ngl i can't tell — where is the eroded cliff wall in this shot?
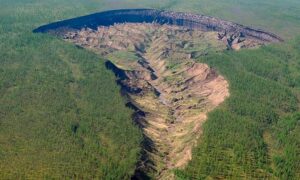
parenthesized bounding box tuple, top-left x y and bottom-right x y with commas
(34, 9, 283, 43)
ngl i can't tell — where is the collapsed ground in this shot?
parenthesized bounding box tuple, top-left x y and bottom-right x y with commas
(60, 22, 275, 178)
(32, 8, 285, 180)
(1, 2, 299, 179)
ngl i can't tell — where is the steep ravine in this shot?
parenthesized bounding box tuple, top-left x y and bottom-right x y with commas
(33, 9, 283, 179)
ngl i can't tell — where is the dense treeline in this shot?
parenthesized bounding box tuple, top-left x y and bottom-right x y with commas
(176, 38, 300, 179)
(272, 112, 300, 179)
(0, 33, 142, 179)
(0, 0, 142, 179)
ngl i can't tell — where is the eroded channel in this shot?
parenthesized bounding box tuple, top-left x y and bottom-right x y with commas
(34, 9, 282, 179)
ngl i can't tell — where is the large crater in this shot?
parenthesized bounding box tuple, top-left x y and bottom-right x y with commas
(34, 9, 282, 179)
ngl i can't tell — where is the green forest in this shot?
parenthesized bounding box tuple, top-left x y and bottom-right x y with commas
(176, 38, 300, 179)
(0, 0, 299, 179)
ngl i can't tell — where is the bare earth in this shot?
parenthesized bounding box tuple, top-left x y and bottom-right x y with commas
(62, 23, 232, 179)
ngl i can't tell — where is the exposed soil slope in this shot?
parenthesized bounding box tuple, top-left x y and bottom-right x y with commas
(34, 9, 283, 179)
(62, 23, 229, 179)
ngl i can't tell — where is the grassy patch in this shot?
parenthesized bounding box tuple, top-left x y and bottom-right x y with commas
(106, 51, 141, 70)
